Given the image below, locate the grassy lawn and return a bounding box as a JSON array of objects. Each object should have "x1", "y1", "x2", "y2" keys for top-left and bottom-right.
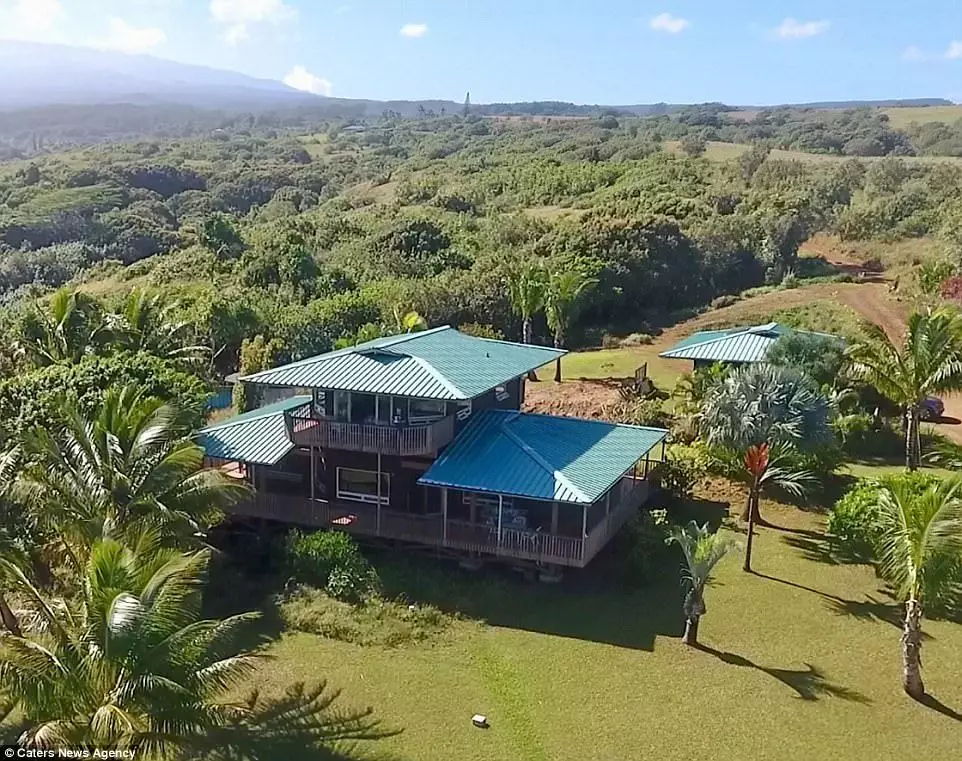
[
  {"x1": 537, "y1": 345, "x2": 681, "y2": 390},
  {"x1": 244, "y1": 499, "x2": 962, "y2": 761},
  {"x1": 881, "y1": 105, "x2": 962, "y2": 129}
]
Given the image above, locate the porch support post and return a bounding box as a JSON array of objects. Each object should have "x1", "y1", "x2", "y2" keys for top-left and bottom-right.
[
  {"x1": 551, "y1": 501, "x2": 559, "y2": 535},
  {"x1": 442, "y1": 488, "x2": 448, "y2": 543},
  {"x1": 310, "y1": 447, "x2": 316, "y2": 502},
  {"x1": 605, "y1": 490, "x2": 611, "y2": 537},
  {"x1": 581, "y1": 505, "x2": 588, "y2": 562},
  {"x1": 497, "y1": 494, "x2": 503, "y2": 547},
  {"x1": 376, "y1": 452, "x2": 382, "y2": 536}
]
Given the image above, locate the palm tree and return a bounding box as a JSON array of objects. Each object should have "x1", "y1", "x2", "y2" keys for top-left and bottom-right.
[
  {"x1": 700, "y1": 364, "x2": 832, "y2": 570},
  {"x1": 873, "y1": 476, "x2": 962, "y2": 699},
  {"x1": 16, "y1": 288, "x2": 108, "y2": 367},
  {"x1": 506, "y1": 262, "x2": 547, "y2": 346},
  {"x1": 113, "y1": 288, "x2": 208, "y2": 365},
  {"x1": 10, "y1": 385, "x2": 247, "y2": 572},
  {"x1": 669, "y1": 521, "x2": 737, "y2": 646},
  {"x1": 847, "y1": 307, "x2": 962, "y2": 470},
  {"x1": 0, "y1": 536, "x2": 388, "y2": 756},
  {"x1": 544, "y1": 270, "x2": 597, "y2": 382},
  {"x1": 506, "y1": 262, "x2": 547, "y2": 381}
]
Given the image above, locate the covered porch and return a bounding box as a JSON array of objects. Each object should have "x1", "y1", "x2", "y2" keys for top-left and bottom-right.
[{"x1": 222, "y1": 465, "x2": 653, "y2": 568}]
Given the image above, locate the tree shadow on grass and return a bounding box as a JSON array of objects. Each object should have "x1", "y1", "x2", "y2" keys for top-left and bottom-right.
[
  {"x1": 779, "y1": 531, "x2": 873, "y2": 567},
  {"x1": 374, "y1": 551, "x2": 684, "y2": 652},
  {"x1": 695, "y1": 644, "x2": 871, "y2": 703},
  {"x1": 917, "y1": 694, "x2": 962, "y2": 722},
  {"x1": 750, "y1": 570, "x2": 920, "y2": 636}
]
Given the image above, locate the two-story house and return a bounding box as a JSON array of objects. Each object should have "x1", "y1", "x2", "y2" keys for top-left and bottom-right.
[{"x1": 200, "y1": 326, "x2": 668, "y2": 570}]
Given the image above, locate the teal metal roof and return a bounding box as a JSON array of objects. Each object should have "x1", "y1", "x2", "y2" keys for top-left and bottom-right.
[
  {"x1": 418, "y1": 410, "x2": 667, "y2": 504},
  {"x1": 198, "y1": 395, "x2": 310, "y2": 466},
  {"x1": 240, "y1": 326, "x2": 565, "y2": 401},
  {"x1": 659, "y1": 323, "x2": 837, "y2": 364}
]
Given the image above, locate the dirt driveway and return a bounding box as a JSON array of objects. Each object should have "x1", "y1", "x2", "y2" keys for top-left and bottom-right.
[{"x1": 526, "y1": 275, "x2": 962, "y2": 445}]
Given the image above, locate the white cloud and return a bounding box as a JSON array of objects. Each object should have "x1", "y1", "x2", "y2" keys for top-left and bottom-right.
[
  {"x1": 0, "y1": 0, "x2": 64, "y2": 40},
  {"x1": 946, "y1": 41, "x2": 962, "y2": 60},
  {"x1": 12, "y1": 0, "x2": 62, "y2": 31},
  {"x1": 283, "y1": 65, "x2": 332, "y2": 96},
  {"x1": 901, "y1": 45, "x2": 929, "y2": 62},
  {"x1": 100, "y1": 17, "x2": 167, "y2": 54},
  {"x1": 209, "y1": 0, "x2": 296, "y2": 45},
  {"x1": 400, "y1": 22, "x2": 428, "y2": 38},
  {"x1": 774, "y1": 18, "x2": 831, "y2": 40},
  {"x1": 649, "y1": 12, "x2": 689, "y2": 34}
]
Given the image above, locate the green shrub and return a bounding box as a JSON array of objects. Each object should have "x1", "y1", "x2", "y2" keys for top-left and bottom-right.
[
  {"x1": 285, "y1": 529, "x2": 380, "y2": 603},
  {"x1": 660, "y1": 443, "x2": 709, "y2": 501},
  {"x1": 710, "y1": 294, "x2": 740, "y2": 309},
  {"x1": 279, "y1": 588, "x2": 454, "y2": 647},
  {"x1": 621, "y1": 332, "x2": 653, "y2": 346},
  {"x1": 828, "y1": 472, "x2": 941, "y2": 558},
  {"x1": 606, "y1": 508, "x2": 674, "y2": 586}
]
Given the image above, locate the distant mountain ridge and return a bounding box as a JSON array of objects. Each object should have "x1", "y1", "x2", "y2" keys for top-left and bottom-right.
[
  {"x1": 0, "y1": 41, "x2": 314, "y2": 110},
  {"x1": 0, "y1": 41, "x2": 954, "y2": 117}
]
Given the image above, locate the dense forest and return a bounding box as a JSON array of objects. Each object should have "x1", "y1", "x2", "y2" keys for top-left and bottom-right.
[{"x1": 1, "y1": 109, "x2": 962, "y2": 423}]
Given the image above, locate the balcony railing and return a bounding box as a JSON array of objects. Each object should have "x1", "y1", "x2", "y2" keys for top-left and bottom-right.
[
  {"x1": 226, "y1": 475, "x2": 651, "y2": 568},
  {"x1": 286, "y1": 405, "x2": 456, "y2": 456}
]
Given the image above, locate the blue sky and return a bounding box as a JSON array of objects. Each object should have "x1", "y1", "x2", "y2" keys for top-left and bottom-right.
[{"x1": 3, "y1": 0, "x2": 962, "y2": 104}]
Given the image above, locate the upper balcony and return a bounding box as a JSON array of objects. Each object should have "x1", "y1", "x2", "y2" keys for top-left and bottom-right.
[{"x1": 286, "y1": 402, "x2": 456, "y2": 457}]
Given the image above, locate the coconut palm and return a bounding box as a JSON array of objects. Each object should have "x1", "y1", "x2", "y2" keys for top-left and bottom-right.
[
  {"x1": 847, "y1": 307, "x2": 962, "y2": 470},
  {"x1": 16, "y1": 287, "x2": 109, "y2": 367},
  {"x1": 506, "y1": 262, "x2": 547, "y2": 346},
  {"x1": 10, "y1": 384, "x2": 247, "y2": 572},
  {"x1": 113, "y1": 288, "x2": 208, "y2": 365},
  {"x1": 0, "y1": 536, "x2": 387, "y2": 757},
  {"x1": 700, "y1": 364, "x2": 832, "y2": 570},
  {"x1": 669, "y1": 521, "x2": 737, "y2": 646},
  {"x1": 544, "y1": 269, "x2": 597, "y2": 382},
  {"x1": 873, "y1": 476, "x2": 962, "y2": 699}
]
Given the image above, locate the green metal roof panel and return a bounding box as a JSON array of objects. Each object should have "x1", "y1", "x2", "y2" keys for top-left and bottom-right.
[
  {"x1": 198, "y1": 395, "x2": 310, "y2": 466},
  {"x1": 418, "y1": 410, "x2": 667, "y2": 504},
  {"x1": 659, "y1": 323, "x2": 833, "y2": 364},
  {"x1": 240, "y1": 326, "x2": 565, "y2": 400}
]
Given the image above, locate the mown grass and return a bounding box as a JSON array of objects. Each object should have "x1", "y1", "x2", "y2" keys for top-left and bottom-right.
[
  {"x1": 538, "y1": 346, "x2": 678, "y2": 389},
  {"x1": 245, "y1": 501, "x2": 962, "y2": 761},
  {"x1": 881, "y1": 105, "x2": 962, "y2": 129}
]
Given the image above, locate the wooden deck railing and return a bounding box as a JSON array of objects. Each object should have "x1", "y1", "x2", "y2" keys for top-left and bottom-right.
[
  {"x1": 229, "y1": 474, "x2": 652, "y2": 568},
  {"x1": 288, "y1": 411, "x2": 456, "y2": 456}
]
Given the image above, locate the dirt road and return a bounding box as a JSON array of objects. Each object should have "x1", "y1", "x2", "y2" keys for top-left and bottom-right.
[{"x1": 527, "y1": 275, "x2": 962, "y2": 445}]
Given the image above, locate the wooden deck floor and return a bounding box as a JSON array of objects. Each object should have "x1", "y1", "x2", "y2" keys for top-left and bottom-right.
[{"x1": 226, "y1": 478, "x2": 650, "y2": 568}]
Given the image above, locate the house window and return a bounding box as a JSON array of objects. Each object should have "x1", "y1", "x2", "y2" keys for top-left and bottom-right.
[
  {"x1": 336, "y1": 468, "x2": 390, "y2": 505},
  {"x1": 495, "y1": 385, "x2": 509, "y2": 402},
  {"x1": 333, "y1": 390, "x2": 350, "y2": 421},
  {"x1": 456, "y1": 400, "x2": 472, "y2": 421},
  {"x1": 376, "y1": 395, "x2": 392, "y2": 424},
  {"x1": 408, "y1": 398, "x2": 446, "y2": 423},
  {"x1": 312, "y1": 388, "x2": 326, "y2": 417}
]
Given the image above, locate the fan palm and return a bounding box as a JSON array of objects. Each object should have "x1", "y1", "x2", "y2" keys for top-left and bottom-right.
[
  {"x1": 0, "y1": 536, "x2": 387, "y2": 757},
  {"x1": 16, "y1": 288, "x2": 109, "y2": 367},
  {"x1": 669, "y1": 521, "x2": 737, "y2": 646},
  {"x1": 700, "y1": 364, "x2": 832, "y2": 570},
  {"x1": 873, "y1": 476, "x2": 962, "y2": 699},
  {"x1": 10, "y1": 384, "x2": 247, "y2": 572},
  {"x1": 113, "y1": 288, "x2": 208, "y2": 365},
  {"x1": 847, "y1": 307, "x2": 962, "y2": 470},
  {"x1": 544, "y1": 269, "x2": 597, "y2": 382}
]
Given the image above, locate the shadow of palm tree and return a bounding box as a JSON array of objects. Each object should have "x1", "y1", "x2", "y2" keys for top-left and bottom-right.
[
  {"x1": 917, "y1": 694, "x2": 962, "y2": 722},
  {"x1": 695, "y1": 644, "x2": 871, "y2": 703},
  {"x1": 750, "y1": 570, "x2": 921, "y2": 635}
]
